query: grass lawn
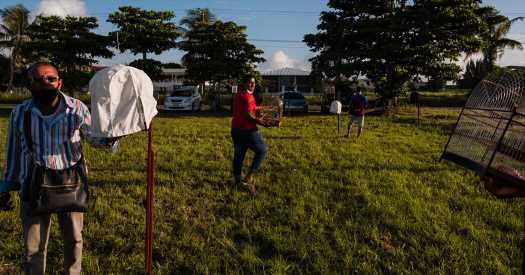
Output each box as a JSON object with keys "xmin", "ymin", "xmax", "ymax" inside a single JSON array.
[{"xmin": 0, "ymin": 105, "xmax": 524, "ymax": 274}]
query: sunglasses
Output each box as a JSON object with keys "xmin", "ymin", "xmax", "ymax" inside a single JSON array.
[{"xmin": 31, "ymin": 76, "xmax": 60, "ymax": 83}]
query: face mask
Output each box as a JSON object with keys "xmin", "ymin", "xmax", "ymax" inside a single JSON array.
[{"xmin": 31, "ymin": 88, "xmax": 59, "ymax": 105}]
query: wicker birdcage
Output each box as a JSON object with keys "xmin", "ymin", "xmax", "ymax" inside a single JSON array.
[
  {"xmin": 257, "ymin": 96, "xmax": 283, "ymax": 127},
  {"xmin": 442, "ymin": 68, "xmax": 525, "ymax": 185}
]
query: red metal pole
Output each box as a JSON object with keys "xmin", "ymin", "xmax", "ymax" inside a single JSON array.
[{"xmin": 146, "ymin": 124, "xmax": 155, "ymax": 275}]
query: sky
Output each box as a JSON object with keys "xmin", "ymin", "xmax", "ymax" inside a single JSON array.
[{"xmin": 0, "ymin": 0, "xmax": 524, "ymax": 72}]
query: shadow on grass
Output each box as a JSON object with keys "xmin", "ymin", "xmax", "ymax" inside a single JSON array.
[
  {"xmin": 282, "ymin": 111, "xmax": 325, "ymax": 117},
  {"xmin": 365, "ymin": 108, "xmax": 387, "ymax": 116},
  {"xmin": 419, "ymin": 95, "xmax": 467, "ymax": 107},
  {"xmin": 232, "ymin": 230, "xmax": 278, "ymax": 260},
  {"xmin": 157, "ymin": 109, "xmax": 232, "ymax": 119},
  {"xmin": 347, "ymin": 163, "xmax": 454, "ymax": 174},
  {"xmin": 88, "ymin": 167, "xmax": 232, "ymax": 191},
  {"xmin": 392, "ymin": 116, "xmax": 456, "ymax": 133},
  {"xmin": 265, "ymin": 135, "xmax": 303, "ymax": 140},
  {"xmin": 165, "ymin": 133, "xmax": 231, "ymax": 139}
]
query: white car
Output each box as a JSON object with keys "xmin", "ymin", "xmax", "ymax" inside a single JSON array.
[{"xmin": 163, "ymin": 86, "xmax": 201, "ymax": 111}]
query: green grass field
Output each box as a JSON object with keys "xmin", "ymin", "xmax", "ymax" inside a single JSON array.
[{"xmin": 1, "ymin": 105, "xmax": 524, "ymax": 274}]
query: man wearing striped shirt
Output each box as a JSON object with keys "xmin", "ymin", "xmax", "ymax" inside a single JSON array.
[{"xmin": 0, "ymin": 63, "xmax": 109, "ymax": 275}]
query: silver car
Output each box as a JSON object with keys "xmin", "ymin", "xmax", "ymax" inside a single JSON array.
[{"xmin": 163, "ymin": 86, "xmax": 201, "ymax": 111}]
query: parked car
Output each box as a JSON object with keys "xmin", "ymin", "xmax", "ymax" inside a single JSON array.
[
  {"xmin": 281, "ymin": 91, "xmax": 308, "ymax": 113},
  {"xmin": 163, "ymin": 86, "xmax": 201, "ymax": 111}
]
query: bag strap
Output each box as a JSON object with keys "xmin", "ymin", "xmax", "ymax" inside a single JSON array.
[
  {"xmin": 23, "ymin": 107, "xmax": 85, "ymax": 165},
  {"xmin": 23, "ymin": 109, "xmax": 33, "ymax": 154}
]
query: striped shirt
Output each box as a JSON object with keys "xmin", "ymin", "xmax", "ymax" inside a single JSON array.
[{"xmin": 0, "ymin": 92, "xmax": 99, "ymax": 193}]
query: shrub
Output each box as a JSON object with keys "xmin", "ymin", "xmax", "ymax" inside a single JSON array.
[{"xmin": 0, "ymin": 92, "xmax": 31, "ymax": 104}]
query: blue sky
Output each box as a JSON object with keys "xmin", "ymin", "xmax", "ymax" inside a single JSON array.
[{"xmin": 1, "ymin": 0, "xmax": 524, "ymax": 70}]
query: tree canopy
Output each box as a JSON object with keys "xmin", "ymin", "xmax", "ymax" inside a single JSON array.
[
  {"xmin": 304, "ymin": 0, "xmax": 490, "ymax": 98},
  {"xmin": 179, "ymin": 20, "xmax": 265, "ymax": 86},
  {"xmin": 180, "ymin": 8, "xmax": 216, "ymax": 33},
  {"xmin": 0, "ymin": 4, "xmax": 30, "ymax": 92},
  {"xmin": 458, "ymin": 58, "xmax": 490, "ymax": 89},
  {"xmin": 22, "ymin": 15, "xmax": 114, "ymax": 90},
  {"xmin": 129, "ymin": 58, "xmax": 163, "ymax": 79},
  {"xmin": 107, "ymin": 6, "xmax": 181, "ymax": 60},
  {"xmin": 476, "ymin": 7, "xmax": 523, "ymax": 72}
]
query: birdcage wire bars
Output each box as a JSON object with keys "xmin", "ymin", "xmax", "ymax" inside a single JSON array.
[{"xmin": 442, "ymin": 69, "xmax": 525, "ymax": 185}]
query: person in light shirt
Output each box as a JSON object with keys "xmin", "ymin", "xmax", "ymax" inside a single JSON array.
[{"xmin": 0, "ymin": 62, "xmax": 115, "ymax": 275}]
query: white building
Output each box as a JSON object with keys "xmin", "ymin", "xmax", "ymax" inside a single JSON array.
[
  {"xmin": 260, "ymin": 67, "xmax": 313, "ymax": 94},
  {"xmin": 153, "ymin": 68, "xmax": 188, "ymax": 94}
]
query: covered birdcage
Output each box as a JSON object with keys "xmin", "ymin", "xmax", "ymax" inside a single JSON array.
[
  {"xmin": 257, "ymin": 96, "xmax": 283, "ymax": 127},
  {"xmin": 442, "ymin": 69, "xmax": 525, "ymax": 184}
]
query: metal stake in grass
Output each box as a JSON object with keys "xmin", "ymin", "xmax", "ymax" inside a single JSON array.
[
  {"xmin": 337, "ymin": 113, "xmax": 340, "ymax": 133},
  {"xmin": 410, "ymin": 90, "xmax": 420, "ymax": 128},
  {"xmin": 346, "ymin": 118, "xmax": 351, "ymax": 137},
  {"xmin": 145, "ymin": 124, "xmax": 155, "ymax": 275},
  {"xmin": 329, "ymin": 100, "xmax": 342, "ymax": 135}
]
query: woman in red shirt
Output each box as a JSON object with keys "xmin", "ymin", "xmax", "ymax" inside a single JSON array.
[{"xmin": 231, "ymin": 74, "xmax": 269, "ymax": 192}]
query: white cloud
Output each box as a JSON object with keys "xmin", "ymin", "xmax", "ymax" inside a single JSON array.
[
  {"xmin": 32, "ymin": 0, "xmax": 87, "ymax": 18},
  {"xmin": 508, "ymin": 33, "xmax": 525, "ymax": 41},
  {"xmin": 259, "ymin": 50, "xmax": 311, "ymax": 72},
  {"xmin": 499, "ymin": 49, "xmax": 525, "ymax": 66}
]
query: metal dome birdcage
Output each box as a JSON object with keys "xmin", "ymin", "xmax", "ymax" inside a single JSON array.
[
  {"xmin": 442, "ymin": 68, "xmax": 525, "ymax": 185},
  {"xmin": 257, "ymin": 96, "xmax": 283, "ymax": 127}
]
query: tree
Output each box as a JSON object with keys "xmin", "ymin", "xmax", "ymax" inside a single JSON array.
[
  {"xmin": 478, "ymin": 8, "xmax": 523, "ymax": 72},
  {"xmin": 0, "ymin": 54, "xmax": 10, "ymax": 90},
  {"xmin": 0, "ymin": 4, "xmax": 30, "ymax": 92},
  {"xmin": 163, "ymin": 62, "xmax": 183, "ymax": 69},
  {"xmin": 304, "ymin": 0, "xmax": 488, "ymax": 100},
  {"xmin": 180, "ymin": 8, "xmax": 216, "ymax": 33},
  {"xmin": 179, "ymin": 20, "xmax": 264, "ymax": 110},
  {"xmin": 459, "ymin": 59, "xmax": 490, "ymax": 89},
  {"xmin": 107, "ymin": 6, "xmax": 181, "ymax": 61},
  {"xmin": 180, "ymin": 20, "xmax": 264, "ymax": 85},
  {"xmin": 23, "ymin": 15, "xmax": 113, "ymax": 90},
  {"xmin": 129, "ymin": 58, "xmax": 163, "ymax": 79}
]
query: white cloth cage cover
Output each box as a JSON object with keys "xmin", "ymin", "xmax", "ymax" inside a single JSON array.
[
  {"xmin": 88, "ymin": 65, "xmax": 158, "ymax": 137},
  {"xmin": 330, "ymin": 100, "xmax": 342, "ymax": 114}
]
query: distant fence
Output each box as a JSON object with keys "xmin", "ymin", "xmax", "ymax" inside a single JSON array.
[{"xmin": 398, "ymin": 93, "xmax": 469, "ymax": 108}]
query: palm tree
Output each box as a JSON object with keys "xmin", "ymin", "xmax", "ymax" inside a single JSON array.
[
  {"xmin": 483, "ymin": 15, "xmax": 524, "ymax": 71},
  {"xmin": 471, "ymin": 7, "xmax": 524, "ymax": 72},
  {"xmin": 179, "ymin": 8, "xmax": 216, "ymax": 33},
  {"xmin": 0, "ymin": 4, "xmax": 30, "ymax": 92},
  {"xmin": 179, "ymin": 8, "xmax": 217, "ymax": 105}
]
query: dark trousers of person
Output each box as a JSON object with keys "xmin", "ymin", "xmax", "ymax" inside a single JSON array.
[{"xmin": 231, "ymin": 128, "xmax": 267, "ymax": 181}]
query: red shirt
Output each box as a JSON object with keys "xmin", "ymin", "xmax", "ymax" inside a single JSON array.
[{"xmin": 232, "ymin": 90, "xmax": 257, "ymax": 130}]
